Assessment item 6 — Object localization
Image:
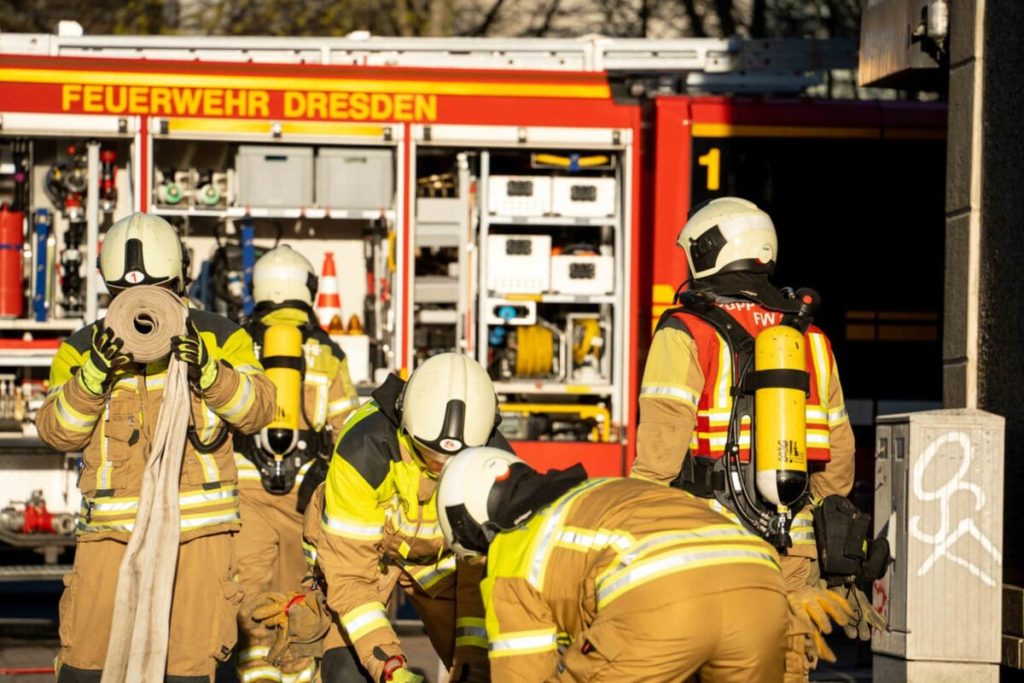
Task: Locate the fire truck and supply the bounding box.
[0,28,946,572]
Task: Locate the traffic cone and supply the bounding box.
[316,252,341,330]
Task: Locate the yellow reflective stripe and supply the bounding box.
[239,646,271,664]
[404,554,457,590]
[528,479,614,589]
[596,545,780,609]
[217,373,256,421]
[236,454,262,480]
[294,459,315,486]
[195,451,220,483]
[240,666,281,682]
[97,404,113,491]
[199,404,220,442]
[639,385,699,406]
[489,628,557,657]
[281,666,315,683]
[554,526,633,554]
[715,338,731,408]
[809,333,830,405]
[328,397,360,416]
[394,513,444,540]
[322,509,383,540]
[306,373,329,429]
[302,540,318,567]
[341,602,391,641]
[455,617,488,649]
[54,392,98,432]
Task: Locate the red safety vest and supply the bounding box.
[668,301,835,462]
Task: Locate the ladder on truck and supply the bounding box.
[0,26,857,94]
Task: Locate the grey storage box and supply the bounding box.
[236,145,314,208]
[317,148,394,210]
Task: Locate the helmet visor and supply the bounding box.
[411,438,451,475]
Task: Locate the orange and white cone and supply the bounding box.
[316,252,342,330]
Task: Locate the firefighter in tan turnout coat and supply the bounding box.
[437,447,790,682]
[234,245,360,683]
[37,213,275,682]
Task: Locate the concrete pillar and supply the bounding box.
[944,0,1024,585]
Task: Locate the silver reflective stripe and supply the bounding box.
[597,547,778,605]
[805,407,828,421]
[343,607,389,635]
[490,632,557,653]
[55,396,97,430]
[180,510,240,529]
[321,510,383,538]
[88,498,139,514]
[616,526,758,567]
[180,487,238,507]
[241,667,281,683]
[329,397,360,415]
[408,555,457,588]
[556,528,632,553]
[220,375,254,420]
[828,407,848,424]
[528,478,612,588]
[295,459,315,486]
[639,385,698,405]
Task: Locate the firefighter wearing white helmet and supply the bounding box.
[37,212,276,682]
[234,245,358,683]
[436,447,791,681]
[632,197,882,682]
[251,354,510,683]
[99,211,188,293]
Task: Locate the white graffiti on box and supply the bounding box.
[908,431,1002,587]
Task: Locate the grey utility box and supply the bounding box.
[873,409,1005,664]
[316,148,394,210]
[236,145,314,208]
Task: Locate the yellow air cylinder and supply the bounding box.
[261,324,302,456]
[754,324,809,508]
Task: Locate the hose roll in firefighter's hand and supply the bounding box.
[105,285,187,364]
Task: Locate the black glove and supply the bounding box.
[170,318,218,390]
[80,325,133,395]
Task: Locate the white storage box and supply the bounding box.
[332,334,371,385]
[316,148,394,210]
[485,298,537,326]
[550,254,614,294]
[236,145,314,208]
[551,176,616,218]
[486,235,551,294]
[487,175,552,217]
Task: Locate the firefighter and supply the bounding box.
[631,197,880,681]
[36,212,275,682]
[308,353,509,683]
[436,447,793,682]
[234,245,360,683]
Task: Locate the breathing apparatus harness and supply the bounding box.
[236,301,335,511]
[666,283,819,549]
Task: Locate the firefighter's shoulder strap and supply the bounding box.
[663,290,756,392]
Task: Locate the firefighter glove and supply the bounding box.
[788,584,853,635]
[248,591,330,664]
[170,318,218,390]
[832,582,886,640]
[81,325,133,395]
[388,669,424,683]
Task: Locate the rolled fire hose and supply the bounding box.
[101,285,190,683]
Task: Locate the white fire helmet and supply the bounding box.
[437,447,525,558]
[400,353,498,471]
[252,245,319,306]
[676,197,777,280]
[99,212,185,294]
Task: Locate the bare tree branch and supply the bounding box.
[470,0,507,37]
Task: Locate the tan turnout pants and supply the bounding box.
[558,584,787,683]
[236,485,314,682]
[56,533,240,683]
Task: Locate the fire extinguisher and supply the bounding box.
[0,204,24,319]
